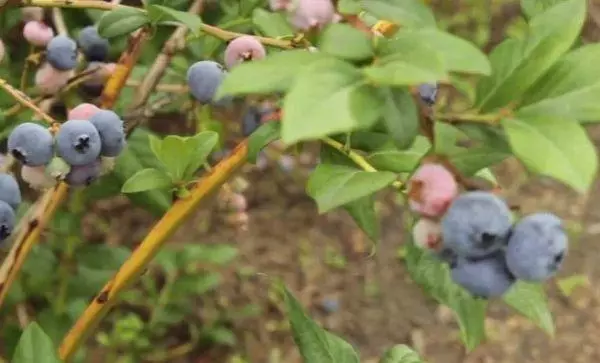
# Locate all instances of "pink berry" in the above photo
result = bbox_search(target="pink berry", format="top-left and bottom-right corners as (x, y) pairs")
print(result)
(21, 165), (56, 190)
(269, 0), (292, 11)
(224, 36), (266, 69)
(407, 163), (458, 218)
(23, 21), (54, 47)
(228, 193), (248, 212)
(412, 218), (443, 250)
(22, 7), (44, 22)
(289, 0), (335, 31)
(68, 103), (100, 120)
(34, 62), (73, 95)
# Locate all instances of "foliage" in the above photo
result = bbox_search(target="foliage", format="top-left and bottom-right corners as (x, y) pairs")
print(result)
(0, 0), (595, 362)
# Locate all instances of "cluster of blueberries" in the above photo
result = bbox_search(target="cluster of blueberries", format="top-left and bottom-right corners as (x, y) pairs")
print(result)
(19, 6), (113, 96)
(410, 164), (567, 298)
(8, 103), (126, 188)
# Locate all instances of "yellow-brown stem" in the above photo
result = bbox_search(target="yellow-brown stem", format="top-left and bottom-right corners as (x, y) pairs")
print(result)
(59, 141), (249, 361)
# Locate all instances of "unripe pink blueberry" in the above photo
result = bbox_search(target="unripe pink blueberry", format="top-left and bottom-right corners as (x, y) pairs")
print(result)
(22, 7), (44, 22)
(228, 193), (247, 212)
(224, 36), (266, 69)
(408, 163), (458, 218)
(21, 165), (56, 190)
(34, 62), (73, 95)
(23, 21), (54, 47)
(68, 103), (100, 121)
(289, 0), (335, 31)
(412, 218), (443, 250)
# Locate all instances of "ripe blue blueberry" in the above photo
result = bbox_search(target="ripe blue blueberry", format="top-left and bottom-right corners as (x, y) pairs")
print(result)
(505, 212), (568, 282)
(89, 110), (126, 157)
(242, 106), (261, 136)
(77, 26), (109, 62)
(65, 159), (101, 186)
(0, 173), (21, 211)
(55, 120), (102, 166)
(8, 122), (54, 166)
(451, 253), (515, 299)
(0, 200), (15, 241)
(441, 191), (513, 259)
(418, 83), (438, 105)
(46, 35), (78, 71)
(186, 61), (230, 105)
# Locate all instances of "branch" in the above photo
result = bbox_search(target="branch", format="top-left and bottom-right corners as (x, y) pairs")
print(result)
(0, 28), (152, 311)
(5, 0), (137, 11)
(58, 140), (249, 362)
(0, 79), (57, 125)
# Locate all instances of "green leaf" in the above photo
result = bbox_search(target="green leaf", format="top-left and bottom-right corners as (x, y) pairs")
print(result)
(362, 0), (436, 28)
(502, 115), (597, 193)
(381, 88), (419, 149)
(183, 131), (219, 178)
(338, 0), (362, 14)
(519, 44), (600, 122)
(521, 0), (568, 18)
(366, 137), (431, 173)
(306, 164), (397, 213)
(216, 50), (328, 98)
(344, 196), (380, 244)
(366, 41), (447, 85)
(148, 5), (203, 35)
(503, 281), (555, 336)
(252, 8), (294, 38)
(475, 0), (586, 112)
(248, 122), (281, 163)
(557, 274), (588, 296)
(405, 244), (487, 350)
(282, 59), (384, 144)
(282, 286), (360, 363)
(122, 168), (174, 193)
(318, 23), (374, 61)
(12, 322), (60, 363)
(156, 135), (190, 181)
(97, 7), (150, 38)
(379, 345), (424, 363)
(388, 29), (491, 75)
(177, 244), (238, 265)
(447, 147), (510, 176)
(114, 129), (171, 215)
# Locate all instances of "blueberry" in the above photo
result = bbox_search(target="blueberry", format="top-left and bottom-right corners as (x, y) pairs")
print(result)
(418, 83), (438, 106)
(224, 35), (266, 69)
(505, 212), (568, 282)
(89, 110), (126, 157)
(0, 200), (16, 241)
(55, 120), (102, 166)
(77, 26), (109, 62)
(0, 173), (21, 211)
(441, 191), (513, 259)
(242, 106), (262, 136)
(8, 122), (54, 166)
(451, 252), (515, 299)
(289, 0), (335, 31)
(46, 35), (78, 71)
(186, 61), (230, 105)
(65, 159), (102, 186)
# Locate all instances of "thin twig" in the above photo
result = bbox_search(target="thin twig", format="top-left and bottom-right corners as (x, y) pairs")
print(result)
(0, 78), (57, 125)
(51, 7), (67, 35)
(125, 80), (188, 94)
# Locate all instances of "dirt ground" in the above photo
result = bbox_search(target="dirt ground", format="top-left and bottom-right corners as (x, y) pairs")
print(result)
(91, 121), (600, 363)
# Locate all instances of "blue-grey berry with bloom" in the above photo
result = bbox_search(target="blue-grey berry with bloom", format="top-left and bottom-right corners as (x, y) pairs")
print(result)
(55, 120), (102, 166)
(77, 26), (109, 62)
(89, 110), (126, 157)
(8, 122), (54, 166)
(46, 35), (78, 70)
(451, 252), (515, 299)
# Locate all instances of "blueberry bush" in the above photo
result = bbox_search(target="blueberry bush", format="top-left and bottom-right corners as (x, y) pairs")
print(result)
(0, 0), (597, 361)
